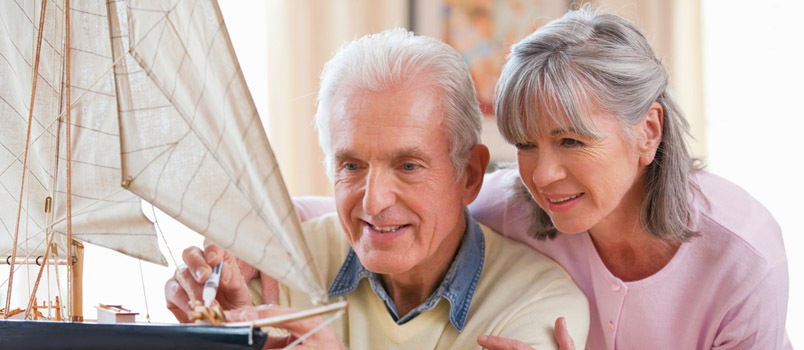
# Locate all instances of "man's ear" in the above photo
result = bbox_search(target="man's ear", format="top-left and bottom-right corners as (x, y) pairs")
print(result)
(638, 102), (664, 166)
(461, 144), (490, 206)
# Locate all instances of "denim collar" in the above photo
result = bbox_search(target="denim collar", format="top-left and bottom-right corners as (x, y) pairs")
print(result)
(327, 210), (485, 332)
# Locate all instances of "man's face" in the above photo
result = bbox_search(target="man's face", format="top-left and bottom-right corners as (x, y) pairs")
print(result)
(329, 83), (468, 277)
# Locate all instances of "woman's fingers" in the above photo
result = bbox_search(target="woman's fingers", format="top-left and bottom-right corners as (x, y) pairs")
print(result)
(554, 317), (576, 350)
(476, 318), (575, 350)
(477, 335), (533, 350)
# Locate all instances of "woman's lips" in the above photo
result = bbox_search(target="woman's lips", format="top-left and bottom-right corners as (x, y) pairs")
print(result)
(544, 193), (583, 212)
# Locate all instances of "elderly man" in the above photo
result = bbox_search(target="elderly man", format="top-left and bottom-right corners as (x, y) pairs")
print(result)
(166, 28), (588, 349)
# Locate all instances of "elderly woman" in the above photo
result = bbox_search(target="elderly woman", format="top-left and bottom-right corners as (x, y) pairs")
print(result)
(471, 6), (791, 350)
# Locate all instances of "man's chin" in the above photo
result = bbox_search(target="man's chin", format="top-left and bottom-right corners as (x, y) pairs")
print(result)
(357, 254), (411, 276)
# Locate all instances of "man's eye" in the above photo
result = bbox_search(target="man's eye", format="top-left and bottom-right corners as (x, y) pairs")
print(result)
(402, 163), (418, 171)
(344, 163), (358, 171)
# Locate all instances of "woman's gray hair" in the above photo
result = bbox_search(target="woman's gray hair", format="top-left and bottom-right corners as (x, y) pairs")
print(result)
(315, 28), (482, 180)
(496, 5), (701, 241)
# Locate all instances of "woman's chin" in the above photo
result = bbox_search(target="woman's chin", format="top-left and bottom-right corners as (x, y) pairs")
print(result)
(550, 220), (592, 235)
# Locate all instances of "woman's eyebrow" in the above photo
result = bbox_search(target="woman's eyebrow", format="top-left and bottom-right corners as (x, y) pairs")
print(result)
(549, 127), (579, 136)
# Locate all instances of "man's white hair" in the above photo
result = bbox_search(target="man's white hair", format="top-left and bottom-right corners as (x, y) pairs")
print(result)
(315, 28), (482, 180)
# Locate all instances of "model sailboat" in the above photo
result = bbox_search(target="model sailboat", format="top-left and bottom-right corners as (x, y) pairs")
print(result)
(1, 0), (337, 348)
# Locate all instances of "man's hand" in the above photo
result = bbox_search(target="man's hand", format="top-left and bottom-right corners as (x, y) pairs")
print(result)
(227, 305), (347, 350)
(165, 242), (256, 322)
(477, 317), (576, 350)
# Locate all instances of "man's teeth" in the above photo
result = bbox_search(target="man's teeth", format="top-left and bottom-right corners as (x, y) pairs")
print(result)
(548, 194), (580, 203)
(370, 224), (405, 233)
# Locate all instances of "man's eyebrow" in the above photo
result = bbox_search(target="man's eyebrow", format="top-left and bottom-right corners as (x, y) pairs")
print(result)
(333, 147), (429, 161)
(334, 150), (358, 161)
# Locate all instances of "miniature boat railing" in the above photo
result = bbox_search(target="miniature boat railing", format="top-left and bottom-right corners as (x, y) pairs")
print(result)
(3, 257), (76, 266)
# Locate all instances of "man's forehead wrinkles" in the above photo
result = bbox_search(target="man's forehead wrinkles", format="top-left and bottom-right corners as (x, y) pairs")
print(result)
(391, 146), (429, 159)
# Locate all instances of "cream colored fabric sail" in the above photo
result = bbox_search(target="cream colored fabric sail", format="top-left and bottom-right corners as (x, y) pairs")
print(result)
(1, 0), (326, 303)
(0, 0), (165, 265)
(109, 0), (326, 301)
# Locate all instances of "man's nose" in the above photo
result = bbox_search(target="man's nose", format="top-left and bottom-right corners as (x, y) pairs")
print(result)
(363, 168), (396, 216)
(530, 150), (567, 188)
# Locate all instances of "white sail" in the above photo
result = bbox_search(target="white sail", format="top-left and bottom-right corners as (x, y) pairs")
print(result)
(0, 0), (166, 266)
(2, 0), (327, 304)
(109, 0), (326, 301)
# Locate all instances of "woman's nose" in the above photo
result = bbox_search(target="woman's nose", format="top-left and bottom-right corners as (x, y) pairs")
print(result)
(529, 150), (566, 188)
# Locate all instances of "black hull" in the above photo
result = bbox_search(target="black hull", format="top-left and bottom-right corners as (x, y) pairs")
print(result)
(0, 320), (267, 350)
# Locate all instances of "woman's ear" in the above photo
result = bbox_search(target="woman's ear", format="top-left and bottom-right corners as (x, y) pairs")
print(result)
(638, 101), (664, 166)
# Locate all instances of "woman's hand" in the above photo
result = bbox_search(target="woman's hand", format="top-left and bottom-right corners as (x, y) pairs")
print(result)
(477, 317), (576, 350)
(554, 317), (576, 350)
(477, 335), (534, 350)
(227, 305), (347, 350)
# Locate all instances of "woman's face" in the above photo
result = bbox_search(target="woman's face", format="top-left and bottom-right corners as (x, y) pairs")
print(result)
(515, 110), (649, 235)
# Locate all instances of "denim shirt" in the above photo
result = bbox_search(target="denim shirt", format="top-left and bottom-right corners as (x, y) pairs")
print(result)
(327, 211), (485, 332)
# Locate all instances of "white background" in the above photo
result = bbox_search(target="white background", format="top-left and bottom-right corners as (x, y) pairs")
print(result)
(703, 0), (803, 344)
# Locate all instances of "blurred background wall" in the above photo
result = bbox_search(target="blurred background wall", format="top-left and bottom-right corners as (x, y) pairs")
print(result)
(261, 0), (706, 197)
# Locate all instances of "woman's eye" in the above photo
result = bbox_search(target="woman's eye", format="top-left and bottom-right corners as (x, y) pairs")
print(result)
(515, 142), (536, 150)
(560, 138), (583, 147)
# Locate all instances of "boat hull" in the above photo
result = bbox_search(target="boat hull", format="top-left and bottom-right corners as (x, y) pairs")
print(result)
(0, 320), (267, 350)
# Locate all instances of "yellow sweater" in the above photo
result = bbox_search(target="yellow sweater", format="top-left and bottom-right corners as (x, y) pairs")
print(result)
(258, 213), (589, 349)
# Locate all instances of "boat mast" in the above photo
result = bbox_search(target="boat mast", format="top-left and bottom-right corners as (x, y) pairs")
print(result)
(70, 241), (83, 321)
(64, 0), (77, 322)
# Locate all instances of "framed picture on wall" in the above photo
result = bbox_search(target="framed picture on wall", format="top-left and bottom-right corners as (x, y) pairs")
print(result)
(440, 0), (569, 116)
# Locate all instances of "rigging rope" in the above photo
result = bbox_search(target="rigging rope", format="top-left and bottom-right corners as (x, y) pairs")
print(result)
(138, 259), (151, 323)
(151, 204), (199, 306)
